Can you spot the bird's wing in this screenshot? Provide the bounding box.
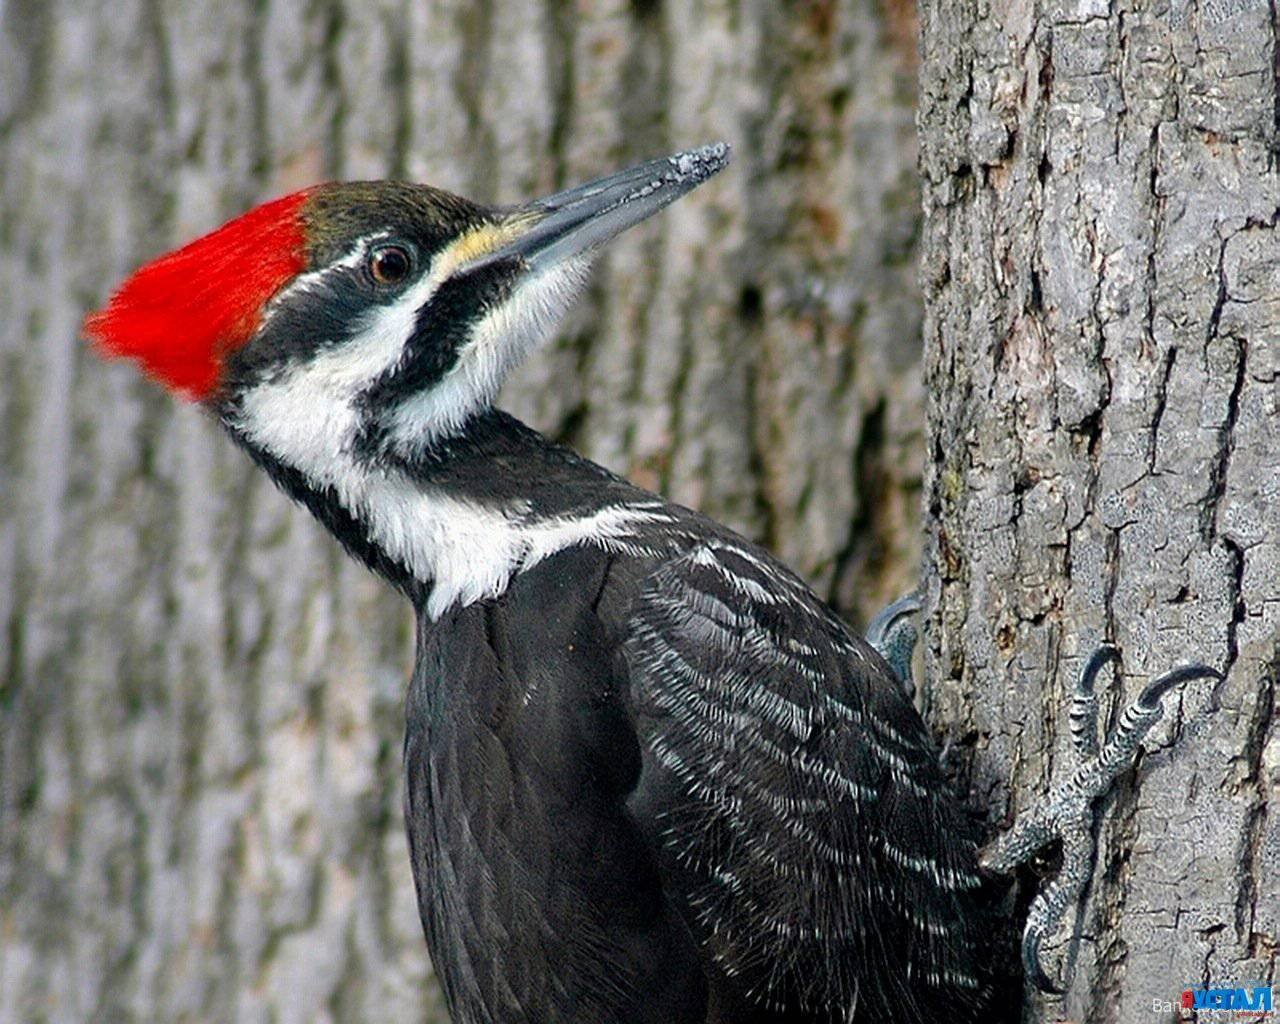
[620,542,993,1020]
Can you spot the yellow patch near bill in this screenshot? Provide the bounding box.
[441,216,540,275]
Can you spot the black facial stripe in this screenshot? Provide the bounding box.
[220,259,409,391]
[346,257,523,465]
[356,256,522,413]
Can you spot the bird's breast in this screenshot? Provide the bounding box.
[400,545,707,1024]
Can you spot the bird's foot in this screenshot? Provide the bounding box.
[865,590,922,693]
[978,645,1222,993]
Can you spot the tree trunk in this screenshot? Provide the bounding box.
[918,1,1279,1021]
[0,2,923,1021]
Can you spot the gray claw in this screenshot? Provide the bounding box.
[980,647,1222,993]
[1022,927,1058,995]
[1137,663,1221,710]
[866,591,922,693]
[1068,643,1118,759]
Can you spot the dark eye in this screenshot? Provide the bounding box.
[369,244,411,286]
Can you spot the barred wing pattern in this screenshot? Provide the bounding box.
[622,543,991,1021]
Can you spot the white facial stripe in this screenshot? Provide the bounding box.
[238,236,460,473]
[234,351,360,486]
[349,262,449,374]
[255,223,587,449]
[267,231,391,311]
[248,248,589,465]
[235,265,453,481]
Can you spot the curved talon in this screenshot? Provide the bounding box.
[1070,644,1118,759]
[1021,926,1063,995]
[1078,644,1120,697]
[1136,663,1223,710]
[990,645,1219,995]
[1019,828,1093,994]
[865,591,922,692]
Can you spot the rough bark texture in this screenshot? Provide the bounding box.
[918,1,1279,1021]
[0,2,923,1021]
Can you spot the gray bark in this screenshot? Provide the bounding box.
[0,2,923,1021]
[918,1,1279,1021]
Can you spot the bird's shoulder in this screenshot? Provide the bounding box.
[595,516,935,763]
[594,524,996,1021]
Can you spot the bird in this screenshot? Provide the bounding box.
[85,144,1219,1023]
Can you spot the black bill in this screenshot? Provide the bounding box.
[483,143,730,271]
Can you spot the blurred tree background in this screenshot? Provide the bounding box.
[0,2,925,1021]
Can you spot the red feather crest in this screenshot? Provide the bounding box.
[84,189,314,400]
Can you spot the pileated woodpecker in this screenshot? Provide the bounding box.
[86,145,1217,1023]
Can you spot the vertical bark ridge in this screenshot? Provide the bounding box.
[920,2,1280,1020]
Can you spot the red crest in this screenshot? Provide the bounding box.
[84,189,313,400]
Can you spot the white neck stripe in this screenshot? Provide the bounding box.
[229,229,617,615]
[347,480,671,618]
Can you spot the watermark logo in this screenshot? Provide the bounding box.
[1156,984,1276,1017]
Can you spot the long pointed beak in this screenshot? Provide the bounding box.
[479,143,730,271]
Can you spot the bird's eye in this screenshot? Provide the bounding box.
[369,244,412,286]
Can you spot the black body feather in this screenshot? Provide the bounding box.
[243,410,1005,1023]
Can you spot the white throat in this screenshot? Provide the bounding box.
[238,419,669,617]
[230,253,659,617]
